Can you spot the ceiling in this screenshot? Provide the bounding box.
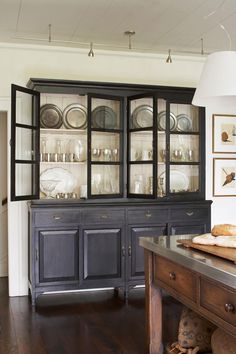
[1,0,236,55]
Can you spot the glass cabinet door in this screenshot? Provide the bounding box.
[127,94,203,199]
[127,95,156,197]
[11,84,40,201]
[88,94,123,198]
[166,102,201,196]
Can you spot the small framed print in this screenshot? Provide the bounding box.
[213,158,236,196]
[212,114,236,153]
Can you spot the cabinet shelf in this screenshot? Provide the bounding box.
[170,131,199,135]
[169,162,199,165]
[41,128,87,135]
[91,161,120,165]
[40,161,86,165]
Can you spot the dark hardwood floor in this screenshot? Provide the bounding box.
[0,278,147,354]
[0,278,181,354]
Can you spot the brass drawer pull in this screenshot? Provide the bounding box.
[53,216,61,220]
[101,214,108,219]
[224,303,235,313]
[145,212,152,218]
[186,211,194,216]
[169,272,176,280]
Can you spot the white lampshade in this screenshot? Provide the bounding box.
[192,51,236,106]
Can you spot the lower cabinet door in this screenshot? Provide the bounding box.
[170,223,207,235]
[81,228,124,286]
[128,225,167,280]
[37,229,79,285]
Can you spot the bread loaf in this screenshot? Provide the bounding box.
[211,224,236,237]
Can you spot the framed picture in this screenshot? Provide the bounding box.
[212,114,236,153]
[213,158,236,196]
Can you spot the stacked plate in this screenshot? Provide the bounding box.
[40,103,87,129]
[40,104,63,129]
[157,111,177,131]
[62,104,87,129]
[157,111,193,132]
[91,106,117,129]
[131,105,153,128]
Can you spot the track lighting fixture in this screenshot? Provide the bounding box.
[48,24,52,43]
[201,38,204,55]
[88,42,94,57]
[166,49,172,63]
[124,30,135,50]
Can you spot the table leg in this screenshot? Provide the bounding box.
[144,249,163,354]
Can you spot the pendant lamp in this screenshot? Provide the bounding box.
[192,51,236,106]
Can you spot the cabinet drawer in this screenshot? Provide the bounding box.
[34,210,81,227]
[127,208,168,224]
[82,209,125,224]
[154,256,197,302]
[200,278,236,326]
[170,207,209,221]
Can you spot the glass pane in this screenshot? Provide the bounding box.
[169,165,199,194]
[130,131,153,161]
[157,163,166,197]
[16,90,37,126]
[129,164,153,195]
[157,98,168,132]
[130,97,153,129]
[170,135,199,162]
[91,97,120,129]
[15,163,37,196]
[16,127,36,160]
[170,103,199,133]
[91,132,120,162]
[91,165,120,195]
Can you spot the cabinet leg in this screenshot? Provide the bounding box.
[114,287,119,297]
[28,289,36,306]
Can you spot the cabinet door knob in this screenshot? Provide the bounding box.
[186,211,194,216]
[128,246,131,256]
[121,246,126,257]
[53,215,61,220]
[169,272,176,280]
[224,303,234,313]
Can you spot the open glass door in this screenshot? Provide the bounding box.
[11,84,40,201]
[127,94,156,198]
[87,93,124,198]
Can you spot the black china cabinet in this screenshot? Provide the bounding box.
[11,79,211,305]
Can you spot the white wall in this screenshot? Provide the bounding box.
[205,102,236,226]
[0,42,234,296]
[0,112,8,276]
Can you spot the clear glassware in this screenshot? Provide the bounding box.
[68,139,86,162]
[134,174,144,194]
[56,139,62,154]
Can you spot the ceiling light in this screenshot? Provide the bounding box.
[201,38,204,55]
[166,49,172,63]
[88,42,94,57]
[124,30,135,50]
[192,51,236,106]
[48,24,52,43]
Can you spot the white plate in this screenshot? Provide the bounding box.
[159,169,189,192]
[40,167,76,197]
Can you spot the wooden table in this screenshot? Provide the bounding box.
[139,235,236,354]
